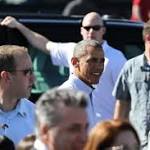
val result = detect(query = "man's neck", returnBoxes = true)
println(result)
[0,94,18,112]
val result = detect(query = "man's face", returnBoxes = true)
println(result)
[74,46,104,85]
[47,106,88,150]
[81,13,105,43]
[10,53,35,98]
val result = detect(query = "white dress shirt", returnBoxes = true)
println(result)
[47,40,126,121]
[59,74,102,128]
[0,98,35,144]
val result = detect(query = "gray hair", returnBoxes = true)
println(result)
[73,39,102,58]
[35,88,88,135]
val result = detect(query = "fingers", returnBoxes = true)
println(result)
[0,16,16,27]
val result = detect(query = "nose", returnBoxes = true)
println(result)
[29,73,35,84]
[88,28,94,33]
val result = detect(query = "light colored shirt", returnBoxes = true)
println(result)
[113,54,150,149]
[34,139,48,150]
[59,74,102,128]
[0,98,35,144]
[47,40,126,121]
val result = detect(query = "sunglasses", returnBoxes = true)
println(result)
[82,25,103,31]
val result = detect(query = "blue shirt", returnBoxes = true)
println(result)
[59,74,102,129]
[0,98,35,144]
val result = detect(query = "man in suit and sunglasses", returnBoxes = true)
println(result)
[0,45,35,145]
[0,12,126,122]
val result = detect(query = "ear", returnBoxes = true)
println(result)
[71,57,79,68]
[145,34,150,41]
[101,26,106,35]
[80,27,84,37]
[0,71,12,82]
[39,124,50,144]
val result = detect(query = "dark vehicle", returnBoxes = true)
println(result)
[0,14,144,101]
[0,14,144,58]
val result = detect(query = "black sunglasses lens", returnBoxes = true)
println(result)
[23,69,33,75]
[93,26,101,30]
[83,26,101,31]
[84,26,91,31]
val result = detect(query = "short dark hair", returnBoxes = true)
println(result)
[73,39,102,58]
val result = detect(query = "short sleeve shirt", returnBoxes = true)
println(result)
[113,54,150,146]
[0,99,35,144]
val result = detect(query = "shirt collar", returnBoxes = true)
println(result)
[0,98,28,118]
[101,40,108,53]
[16,98,28,117]
[70,74,94,95]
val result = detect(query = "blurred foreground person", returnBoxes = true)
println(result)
[0,45,35,144]
[0,135,15,150]
[34,88,88,150]
[84,119,140,150]
[16,134,36,150]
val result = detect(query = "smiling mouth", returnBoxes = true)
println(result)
[92,72,100,76]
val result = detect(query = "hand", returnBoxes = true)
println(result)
[0,16,20,28]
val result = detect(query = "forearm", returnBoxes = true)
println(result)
[113,100,130,120]
[16,21,49,54]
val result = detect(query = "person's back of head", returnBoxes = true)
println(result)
[0,135,15,150]
[84,119,140,150]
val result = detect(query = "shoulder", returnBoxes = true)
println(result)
[47,41,76,50]
[126,54,143,65]
[122,54,143,73]
[103,41,126,61]
[59,79,74,90]
[19,98,35,113]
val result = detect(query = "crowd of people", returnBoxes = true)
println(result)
[0,10,149,150]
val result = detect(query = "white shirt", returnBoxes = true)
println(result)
[0,98,35,144]
[93,41,127,120]
[34,139,48,150]
[59,74,102,129]
[47,40,126,121]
